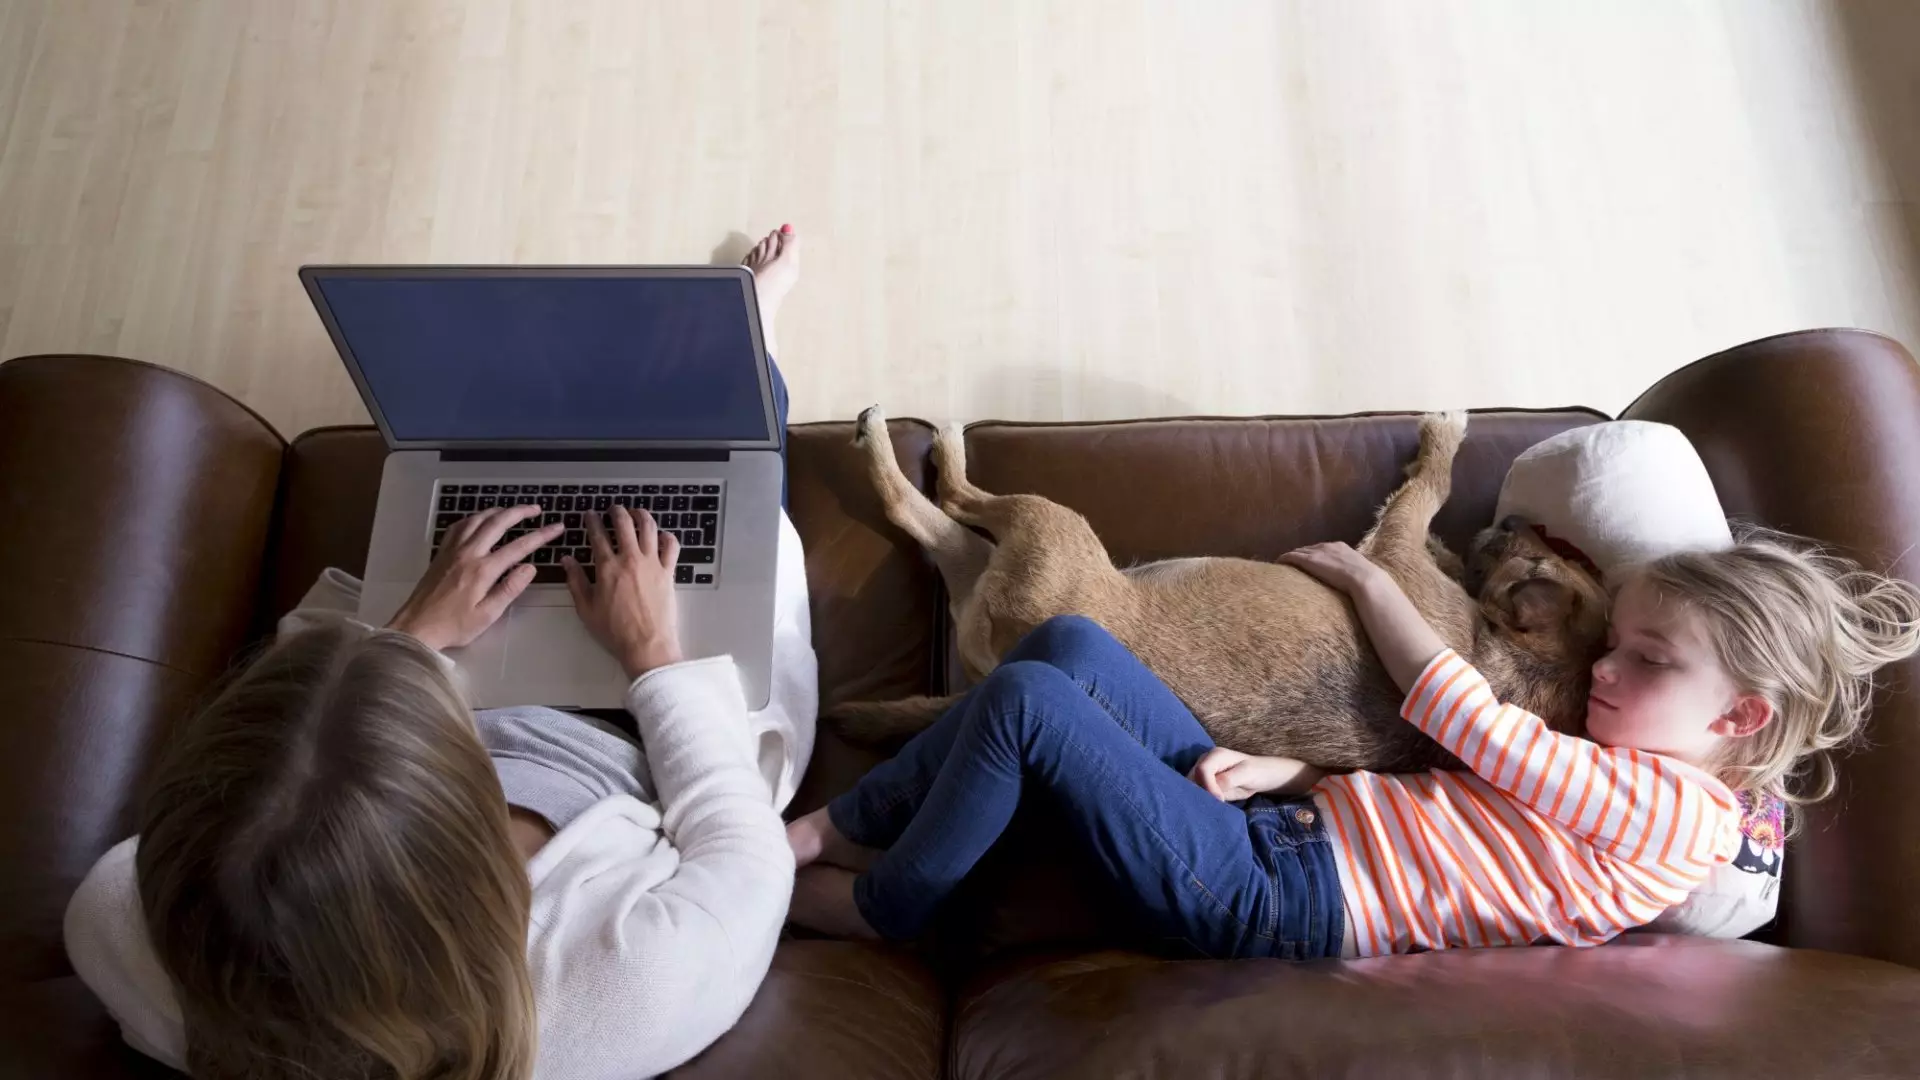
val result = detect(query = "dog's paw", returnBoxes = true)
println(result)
[855,404,888,446]
[1417,410,1468,456]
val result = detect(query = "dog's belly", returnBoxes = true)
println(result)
[1114,557,1462,772]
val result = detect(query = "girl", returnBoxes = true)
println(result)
[788,524,1920,958]
[64,227,814,1079]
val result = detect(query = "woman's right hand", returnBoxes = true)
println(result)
[563,505,686,679]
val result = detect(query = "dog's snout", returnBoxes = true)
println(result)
[1500,514,1531,534]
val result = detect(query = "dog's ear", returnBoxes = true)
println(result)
[1504,578,1576,633]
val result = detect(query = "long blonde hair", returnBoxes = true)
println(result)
[1635,524,1920,829]
[136,619,537,1080]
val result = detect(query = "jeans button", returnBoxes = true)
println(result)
[1294,808,1316,826]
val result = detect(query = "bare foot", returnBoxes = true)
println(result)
[787,806,881,872]
[788,865,881,940]
[741,224,801,358]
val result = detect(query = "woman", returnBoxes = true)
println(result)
[63,227,814,1080]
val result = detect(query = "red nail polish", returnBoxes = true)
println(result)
[781,223,793,233]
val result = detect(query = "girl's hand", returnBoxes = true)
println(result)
[1280,541,1386,597]
[563,505,685,679]
[1189,748,1324,801]
[387,505,565,651]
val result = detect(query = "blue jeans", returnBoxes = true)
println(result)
[827,616,1346,960]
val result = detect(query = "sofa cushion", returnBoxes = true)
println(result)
[950,938,1920,1079]
[669,941,944,1080]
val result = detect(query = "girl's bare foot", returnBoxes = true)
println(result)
[741,224,801,358]
[786,806,881,871]
[788,865,881,940]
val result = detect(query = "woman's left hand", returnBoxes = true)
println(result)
[387,505,565,650]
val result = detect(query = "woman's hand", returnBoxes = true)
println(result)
[564,505,685,680]
[1279,541,1386,596]
[1188,747,1323,801]
[386,505,564,651]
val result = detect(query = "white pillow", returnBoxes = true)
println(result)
[1494,421,1783,941]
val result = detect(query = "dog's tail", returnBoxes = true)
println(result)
[825,694,961,748]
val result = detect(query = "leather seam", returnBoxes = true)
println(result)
[0,635,201,678]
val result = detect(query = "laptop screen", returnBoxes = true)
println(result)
[307,271,774,446]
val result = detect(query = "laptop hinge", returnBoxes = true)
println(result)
[440,448,731,463]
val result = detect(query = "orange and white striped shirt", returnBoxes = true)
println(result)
[1311,649,1741,957]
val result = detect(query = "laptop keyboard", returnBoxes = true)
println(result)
[431,481,723,587]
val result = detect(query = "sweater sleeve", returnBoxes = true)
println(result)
[545,657,790,1075]
[62,838,188,1071]
[1403,650,1741,882]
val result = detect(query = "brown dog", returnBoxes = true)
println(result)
[831,408,1610,773]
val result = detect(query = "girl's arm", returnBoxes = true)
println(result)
[1279,543,1447,692]
[1189,748,1324,800]
[1284,543,1740,883]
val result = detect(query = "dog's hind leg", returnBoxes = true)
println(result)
[858,406,994,609]
[1359,411,1466,564]
[824,694,963,748]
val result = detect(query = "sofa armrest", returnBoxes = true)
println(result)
[0,355,284,982]
[1622,328,1920,968]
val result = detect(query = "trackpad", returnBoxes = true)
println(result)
[504,607,626,686]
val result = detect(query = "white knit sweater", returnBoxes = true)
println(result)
[63,516,816,1079]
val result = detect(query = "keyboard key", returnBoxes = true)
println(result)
[621,485,641,494]
[695,573,713,584]
[439,495,456,511]
[701,484,720,495]
[437,513,459,528]
[669,495,687,511]
[481,485,500,494]
[675,565,694,584]
[542,512,562,527]
[692,496,718,511]
[478,496,498,510]
[533,547,554,565]
[659,512,678,528]
[573,547,593,563]
[642,484,660,494]
[594,495,612,511]
[699,513,717,530]
[565,530,585,547]
[703,527,717,546]
[535,495,554,510]
[561,484,580,494]
[532,565,567,584]
[613,494,632,508]
[541,484,560,494]
[680,547,715,565]
[554,495,572,511]
[580,484,599,494]
[662,484,681,494]
[501,485,519,494]
[564,513,582,528]
[453,495,473,511]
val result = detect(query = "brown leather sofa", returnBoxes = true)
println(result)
[4,328,1920,1078]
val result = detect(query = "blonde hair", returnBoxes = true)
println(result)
[1633,524,1920,829]
[136,619,537,1080]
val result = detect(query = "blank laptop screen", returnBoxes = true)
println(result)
[312,274,772,443]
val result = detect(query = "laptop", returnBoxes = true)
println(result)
[300,265,782,710]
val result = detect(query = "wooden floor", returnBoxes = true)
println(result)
[1,0,1915,438]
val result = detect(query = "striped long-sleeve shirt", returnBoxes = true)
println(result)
[1311,649,1741,957]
